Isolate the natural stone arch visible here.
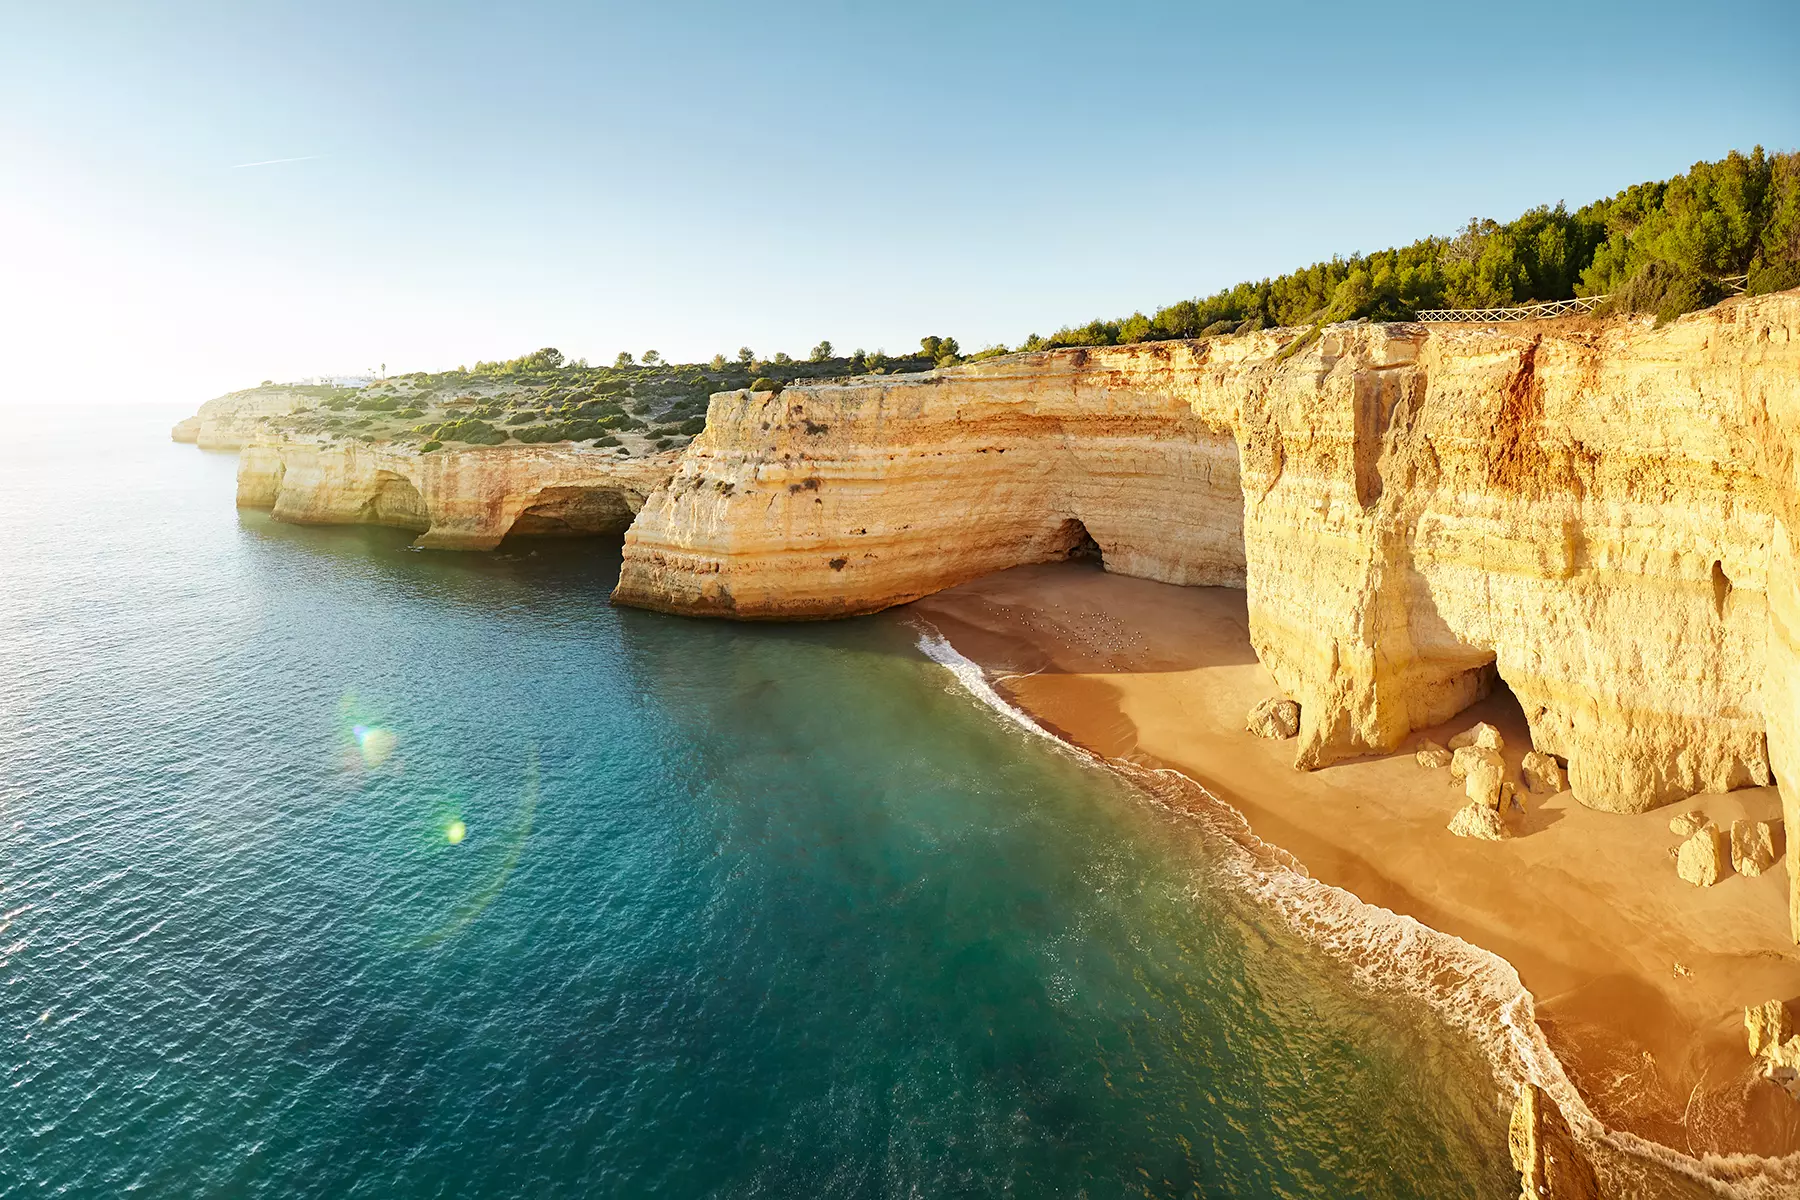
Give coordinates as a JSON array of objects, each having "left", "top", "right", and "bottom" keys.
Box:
[
  {"left": 503, "top": 485, "right": 638, "bottom": 539},
  {"left": 361, "top": 471, "right": 429, "bottom": 532}
]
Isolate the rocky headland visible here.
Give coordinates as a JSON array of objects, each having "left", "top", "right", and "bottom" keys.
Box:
[{"left": 180, "top": 288, "right": 1800, "bottom": 1196}]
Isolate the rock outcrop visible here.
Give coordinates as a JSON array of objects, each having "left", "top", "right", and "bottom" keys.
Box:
[
  {"left": 612, "top": 291, "right": 1800, "bottom": 936},
  {"left": 1449, "top": 802, "right": 1510, "bottom": 841},
  {"left": 1669, "top": 810, "right": 1708, "bottom": 838},
  {"left": 1449, "top": 722, "right": 1504, "bottom": 752},
  {"left": 1508, "top": 1084, "right": 1600, "bottom": 1200},
  {"left": 1521, "top": 750, "right": 1566, "bottom": 794},
  {"left": 1676, "top": 824, "right": 1727, "bottom": 887},
  {"left": 1415, "top": 740, "right": 1453, "bottom": 769},
  {"left": 1732, "top": 819, "right": 1779, "bottom": 877},
  {"left": 172, "top": 386, "right": 316, "bottom": 449},
  {"left": 235, "top": 438, "right": 678, "bottom": 549},
  {"left": 1246, "top": 697, "right": 1300, "bottom": 739},
  {"left": 1747, "top": 999, "right": 1792, "bottom": 1057}
]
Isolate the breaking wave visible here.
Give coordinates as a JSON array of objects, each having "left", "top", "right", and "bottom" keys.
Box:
[{"left": 912, "top": 619, "right": 1800, "bottom": 1199}]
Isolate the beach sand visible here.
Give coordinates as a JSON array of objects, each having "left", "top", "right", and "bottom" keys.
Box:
[{"left": 912, "top": 562, "right": 1800, "bottom": 1159}]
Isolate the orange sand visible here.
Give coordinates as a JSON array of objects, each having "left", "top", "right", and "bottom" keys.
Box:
[{"left": 912, "top": 562, "right": 1800, "bottom": 1158}]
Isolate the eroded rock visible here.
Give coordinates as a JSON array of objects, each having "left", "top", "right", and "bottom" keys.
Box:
[
  {"left": 1247, "top": 697, "right": 1300, "bottom": 740},
  {"left": 1508, "top": 1083, "right": 1599, "bottom": 1200},
  {"left": 1747, "top": 999, "right": 1793, "bottom": 1057},
  {"left": 1451, "top": 744, "right": 1504, "bottom": 782},
  {"left": 1415, "top": 740, "right": 1452, "bottom": 769},
  {"left": 1521, "top": 750, "right": 1565, "bottom": 794},
  {"left": 1449, "top": 802, "right": 1510, "bottom": 841},
  {"left": 1668, "top": 810, "right": 1708, "bottom": 838},
  {"left": 1676, "top": 824, "right": 1727, "bottom": 887},
  {"left": 1465, "top": 757, "right": 1506, "bottom": 809},
  {"left": 1732, "top": 819, "right": 1779, "bottom": 877},
  {"left": 1448, "top": 722, "right": 1504, "bottom": 753}
]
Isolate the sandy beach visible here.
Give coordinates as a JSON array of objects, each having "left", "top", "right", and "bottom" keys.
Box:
[{"left": 912, "top": 562, "right": 1800, "bottom": 1160}]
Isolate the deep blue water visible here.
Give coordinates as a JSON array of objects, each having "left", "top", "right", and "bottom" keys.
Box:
[{"left": 0, "top": 408, "right": 1513, "bottom": 1197}]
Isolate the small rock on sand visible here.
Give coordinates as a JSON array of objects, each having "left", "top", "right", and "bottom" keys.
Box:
[
  {"left": 1465, "top": 757, "right": 1505, "bottom": 809},
  {"left": 1748, "top": 999, "right": 1793, "bottom": 1058},
  {"left": 1450, "top": 744, "right": 1503, "bottom": 781},
  {"left": 1731, "top": 819, "right": 1779, "bottom": 877},
  {"left": 1508, "top": 1084, "right": 1599, "bottom": 1200},
  {"left": 1246, "top": 697, "right": 1300, "bottom": 740},
  {"left": 1676, "top": 824, "right": 1727, "bottom": 887},
  {"left": 1415, "top": 740, "right": 1452, "bottom": 769},
  {"left": 1448, "top": 721, "right": 1504, "bottom": 753},
  {"left": 1521, "top": 750, "right": 1565, "bottom": 794},
  {"left": 1448, "top": 802, "right": 1510, "bottom": 840},
  {"left": 1668, "top": 810, "right": 1708, "bottom": 838}
]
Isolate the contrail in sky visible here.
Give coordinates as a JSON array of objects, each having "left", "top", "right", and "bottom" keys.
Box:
[{"left": 227, "top": 154, "right": 325, "bottom": 169}]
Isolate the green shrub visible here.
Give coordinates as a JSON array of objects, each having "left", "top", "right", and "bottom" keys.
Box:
[
  {"left": 427, "top": 418, "right": 507, "bottom": 445},
  {"left": 750, "top": 377, "right": 779, "bottom": 392},
  {"left": 1749, "top": 260, "right": 1800, "bottom": 296},
  {"left": 506, "top": 410, "right": 539, "bottom": 425},
  {"left": 421, "top": 441, "right": 443, "bottom": 452},
  {"left": 678, "top": 416, "right": 707, "bottom": 435}
]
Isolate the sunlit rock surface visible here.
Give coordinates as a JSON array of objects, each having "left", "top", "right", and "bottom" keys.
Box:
[{"left": 613, "top": 292, "right": 1800, "bottom": 933}]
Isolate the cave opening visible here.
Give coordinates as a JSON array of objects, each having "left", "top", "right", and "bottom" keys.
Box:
[
  {"left": 502, "top": 485, "right": 636, "bottom": 541},
  {"left": 1053, "top": 517, "right": 1104, "bottom": 567},
  {"left": 361, "top": 472, "right": 429, "bottom": 532}
]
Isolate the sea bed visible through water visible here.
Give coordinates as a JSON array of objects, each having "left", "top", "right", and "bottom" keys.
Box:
[{"left": 0, "top": 407, "right": 1520, "bottom": 1196}]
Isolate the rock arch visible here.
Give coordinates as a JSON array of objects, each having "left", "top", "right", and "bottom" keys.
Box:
[{"left": 503, "top": 485, "right": 638, "bottom": 539}]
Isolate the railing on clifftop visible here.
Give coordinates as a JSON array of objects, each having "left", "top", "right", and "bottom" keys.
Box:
[
  {"left": 1414, "top": 274, "right": 1749, "bottom": 323},
  {"left": 1413, "top": 295, "right": 1610, "bottom": 323}
]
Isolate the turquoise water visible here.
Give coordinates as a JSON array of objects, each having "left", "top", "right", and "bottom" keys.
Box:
[{"left": 1, "top": 408, "right": 1515, "bottom": 1197}]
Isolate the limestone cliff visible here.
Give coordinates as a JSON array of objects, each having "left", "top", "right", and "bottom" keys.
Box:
[
  {"left": 614, "top": 292, "right": 1800, "bottom": 933},
  {"left": 171, "top": 386, "right": 318, "bottom": 449},
  {"left": 237, "top": 438, "right": 678, "bottom": 549}
]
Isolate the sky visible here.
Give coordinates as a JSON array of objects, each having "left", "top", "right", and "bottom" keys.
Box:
[{"left": 2, "top": 0, "right": 1796, "bottom": 408}]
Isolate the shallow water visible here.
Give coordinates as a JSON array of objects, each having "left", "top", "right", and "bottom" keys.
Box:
[{"left": 0, "top": 407, "right": 1515, "bottom": 1196}]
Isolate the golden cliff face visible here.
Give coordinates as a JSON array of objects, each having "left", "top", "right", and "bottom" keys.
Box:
[
  {"left": 615, "top": 291, "right": 1800, "bottom": 933},
  {"left": 236, "top": 438, "right": 679, "bottom": 550},
  {"left": 171, "top": 387, "right": 314, "bottom": 449}
]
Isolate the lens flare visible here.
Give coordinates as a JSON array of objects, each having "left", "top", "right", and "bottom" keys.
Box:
[
  {"left": 351, "top": 724, "right": 397, "bottom": 767},
  {"left": 446, "top": 820, "right": 467, "bottom": 845}
]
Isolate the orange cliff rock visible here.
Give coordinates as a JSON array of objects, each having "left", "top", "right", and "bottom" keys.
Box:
[
  {"left": 171, "top": 386, "right": 316, "bottom": 449},
  {"left": 612, "top": 291, "right": 1800, "bottom": 937},
  {"left": 235, "top": 439, "right": 679, "bottom": 550}
]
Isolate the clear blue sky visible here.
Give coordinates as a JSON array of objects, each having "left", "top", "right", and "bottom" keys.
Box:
[{"left": 3, "top": 0, "right": 1796, "bottom": 406}]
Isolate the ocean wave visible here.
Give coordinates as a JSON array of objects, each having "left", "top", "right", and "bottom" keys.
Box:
[{"left": 912, "top": 620, "right": 1800, "bottom": 1200}]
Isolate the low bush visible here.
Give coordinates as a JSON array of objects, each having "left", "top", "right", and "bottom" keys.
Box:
[
  {"left": 678, "top": 416, "right": 706, "bottom": 435},
  {"left": 421, "top": 441, "right": 443, "bottom": 452},
  {"left": 750, "top": 377, "right": 779, "bottom": 392},
  {"left": 425, "top": 418, "right": 507, "bottom": 445}
]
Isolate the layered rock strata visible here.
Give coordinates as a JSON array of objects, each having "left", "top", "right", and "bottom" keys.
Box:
[
  {"left": 236, "top": 438, "right": 678, "bottom": 549},
  {"left": 613, "top": 292, "right": 1800, "bottom": 933}
]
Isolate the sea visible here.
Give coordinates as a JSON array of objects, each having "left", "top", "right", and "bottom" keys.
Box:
[{"left": 0, "top": 406, "right": 1516, "bottom": 1197}]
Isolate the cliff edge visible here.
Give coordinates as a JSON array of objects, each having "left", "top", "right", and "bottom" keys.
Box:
[{"left": 613, "top": 291, "right": 1800, "bottom": 937}]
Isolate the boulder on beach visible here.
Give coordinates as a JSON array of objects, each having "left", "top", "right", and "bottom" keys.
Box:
[
  {"left": 1521, "top": 750, "right": 1565, "bottom": 794},
  {"left": 1668, "top": 810, "right": 1708, "bottom": 838},
  {"left": 1246, "top": 697, "right": 1300, "bottom": 740},
  {"left": 1508, "top": 1083, "right": 1599, "bottom": 1200},
  {"left": 1465, "top": 757, "right": 1505, "bottom": 809},
  {"left": 1676, "top": 824, "right": 1727, "bottom": 887},
  {"left": 1448, "top": 721, "right": 1504, "bottom": 753},
  {"left": 1449, "top": 802, "right": 1510, "bottom": 841},
  {"left": 1748, "top": 999, "right": 1793, "bottom": 1058},
  {"left": 1415, "top": 740, "right": 1452, "bottom": 769},
  {"left": 1450, "top": 744, "right": 1503, "bottom": 782},
  {"left": 1731, "top": 819, "right": 1779, "bottom": 877}
]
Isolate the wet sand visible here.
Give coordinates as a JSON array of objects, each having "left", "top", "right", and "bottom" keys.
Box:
[{"left": 912, "top": 562, "right": 1800, "bottom": 1159}]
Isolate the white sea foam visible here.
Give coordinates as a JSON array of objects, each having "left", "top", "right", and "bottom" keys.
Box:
[{"left": 915, "top": 624, "right": 1800, "bottom": 1199}]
